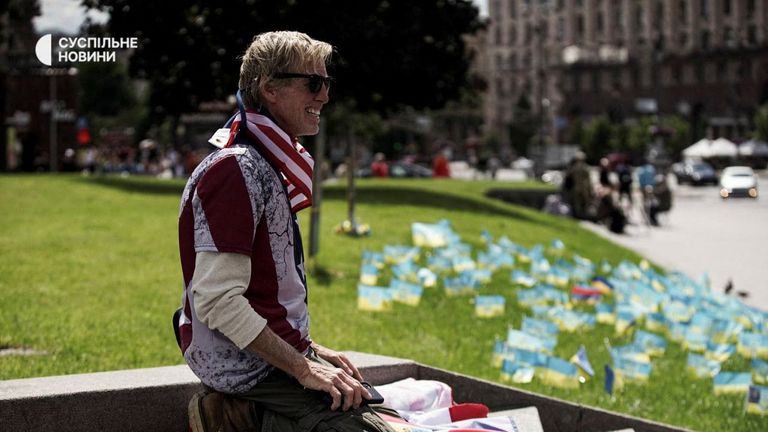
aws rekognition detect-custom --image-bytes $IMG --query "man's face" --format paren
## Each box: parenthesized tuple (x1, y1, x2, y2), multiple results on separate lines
(265, 64, 330, 137)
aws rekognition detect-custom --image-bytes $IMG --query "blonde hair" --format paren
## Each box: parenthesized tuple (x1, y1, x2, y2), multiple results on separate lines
(239, 31, 333, 109)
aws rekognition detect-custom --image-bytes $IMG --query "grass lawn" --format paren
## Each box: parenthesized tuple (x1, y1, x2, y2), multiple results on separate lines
(0, 174, 764, 431)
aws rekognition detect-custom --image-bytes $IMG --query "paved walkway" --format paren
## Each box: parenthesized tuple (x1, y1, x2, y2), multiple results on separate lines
(581, 174, 768, 312)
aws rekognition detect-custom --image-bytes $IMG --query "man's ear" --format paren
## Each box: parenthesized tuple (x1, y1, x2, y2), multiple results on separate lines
(260, 82, 279, 105)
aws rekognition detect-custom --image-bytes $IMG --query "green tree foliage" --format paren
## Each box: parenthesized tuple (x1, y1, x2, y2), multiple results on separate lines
(582, 115, 611, 162)
(78, 61, 136, 116)
(82, 0, 482, 124)
(508, 94, 535, 157)
(755, 103, 768, 142)
(662, 115, 691, 158)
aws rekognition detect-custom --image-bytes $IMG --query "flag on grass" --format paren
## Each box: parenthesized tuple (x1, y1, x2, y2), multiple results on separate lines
(475, 295, 505, 318)
(537, 356, 581, 389)
(686, 353, 722, 378)
(752, 359, 768, 385)
(570, 345, 595, 377)
(713, 372, 752, 395)
(746, 385, 768, 415)
(357, 284, 393, 312)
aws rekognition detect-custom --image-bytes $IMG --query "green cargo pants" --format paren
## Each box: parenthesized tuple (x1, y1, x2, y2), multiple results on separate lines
(235, 349, 397, 432)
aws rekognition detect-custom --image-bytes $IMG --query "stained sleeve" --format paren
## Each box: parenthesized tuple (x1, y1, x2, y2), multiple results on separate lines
(190, 251, 266, 349)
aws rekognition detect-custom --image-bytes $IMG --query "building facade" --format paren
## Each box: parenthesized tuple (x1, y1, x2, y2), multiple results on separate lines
(484, 0, 768, 157)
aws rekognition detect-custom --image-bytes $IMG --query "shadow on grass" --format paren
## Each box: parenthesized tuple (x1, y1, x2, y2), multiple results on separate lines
(323, 186, 539, 223)
(77, 176, 185, 195)
(307, 263, 334, 287)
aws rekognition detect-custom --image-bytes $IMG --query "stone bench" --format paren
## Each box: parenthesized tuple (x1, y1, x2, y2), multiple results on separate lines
(0, 352, 689, 432)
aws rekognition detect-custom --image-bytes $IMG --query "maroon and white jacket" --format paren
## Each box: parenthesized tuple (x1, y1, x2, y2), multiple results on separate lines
(177, 134, 310, 394)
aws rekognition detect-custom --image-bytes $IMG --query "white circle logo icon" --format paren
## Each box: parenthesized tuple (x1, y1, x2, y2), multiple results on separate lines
(35, 34, 52, 66)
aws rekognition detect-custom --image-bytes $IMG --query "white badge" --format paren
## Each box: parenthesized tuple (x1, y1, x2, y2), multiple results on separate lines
(208, 128, 231, 148)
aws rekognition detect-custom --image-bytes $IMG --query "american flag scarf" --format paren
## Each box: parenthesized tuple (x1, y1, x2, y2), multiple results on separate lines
(210, 110, 314, 213)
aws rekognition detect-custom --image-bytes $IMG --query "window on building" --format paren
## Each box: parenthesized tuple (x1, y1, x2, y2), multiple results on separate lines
(510, 0, 516, 18)
(655, 1, 664, 23)
(557, 17, 565, 41)
(495, 26, 503, 45)
(747, 26, 758, 45)
(540, 21, 549, 40)
(679, 32, 688, 49)
(491, 0, 500, 17)
(723, 0, 732, 15)
(576, 14, 584, 38)
(496, 78, 505, 95)
(510, 28, 517, 45)
(614, 7, 623, 32)
(738, 59, 751, 80)
(525, 23, 533, 43)
(509, 53, 517, 70)
(596, 12, 604, 36)
(695, 63, 705, 83)
(635, 5, 644, 31)
(723, 26, 735, 47)
(651, 67, 660, 88)
(700, 30, 711, 50)
(523, 0, 531, 13)
(592, 71, 600, 93)
(717, 60, 728, 81)
(700, 0, 709, 19)
(747, 0, 756, 14)
(672, 66, 682, 85)
(678, 1, 687, 23)
(611, 69, 621, 90)
(496, 54, 504, 69)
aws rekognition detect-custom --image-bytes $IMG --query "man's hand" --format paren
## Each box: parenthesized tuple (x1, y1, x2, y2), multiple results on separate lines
(244, 329, 371, 411)
(296, 359, 370, 411)
(310, 343, 363, 381)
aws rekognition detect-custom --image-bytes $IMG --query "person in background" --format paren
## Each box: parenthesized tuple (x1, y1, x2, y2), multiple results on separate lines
(432, 149, 451, 178)
(177, 31, 394, 432)
(370, 152, 389, 177)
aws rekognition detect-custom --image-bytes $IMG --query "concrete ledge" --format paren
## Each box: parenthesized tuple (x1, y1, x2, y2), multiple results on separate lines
(0, 352, 689, 432)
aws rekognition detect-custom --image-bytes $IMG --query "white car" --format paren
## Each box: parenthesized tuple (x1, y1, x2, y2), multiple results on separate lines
(719, 166, 758, 199)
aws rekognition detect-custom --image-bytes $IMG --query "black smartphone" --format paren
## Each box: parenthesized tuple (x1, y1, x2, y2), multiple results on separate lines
(321, 381, 385, 406)
(361, 381, 385, 405)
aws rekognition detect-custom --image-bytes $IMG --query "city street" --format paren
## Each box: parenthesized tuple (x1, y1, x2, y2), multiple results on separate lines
(582, 173, 768, 312)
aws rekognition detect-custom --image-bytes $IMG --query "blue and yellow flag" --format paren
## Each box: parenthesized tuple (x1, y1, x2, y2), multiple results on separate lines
(686, 353, 721, 378)
(746, 385, 768, 415)
(713, 372, 752, 395)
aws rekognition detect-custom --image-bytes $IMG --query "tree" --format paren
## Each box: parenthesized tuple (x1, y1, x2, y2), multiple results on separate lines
(755, 103, 768, 142)
(582, 115, 612, 162)
(508, 94, 535, 157)
(82, 0, 482, 125)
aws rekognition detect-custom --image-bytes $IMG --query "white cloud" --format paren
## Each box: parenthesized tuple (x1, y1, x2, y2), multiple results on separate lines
(473, 0, 488, 17)
(32, 0, 109, 35)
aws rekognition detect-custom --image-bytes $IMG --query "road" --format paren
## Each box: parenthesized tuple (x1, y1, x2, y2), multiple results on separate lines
(582, 173, 768, 312)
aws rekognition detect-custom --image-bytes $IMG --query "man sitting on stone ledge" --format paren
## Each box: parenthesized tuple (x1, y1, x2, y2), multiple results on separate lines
(176, 31, 394, 432)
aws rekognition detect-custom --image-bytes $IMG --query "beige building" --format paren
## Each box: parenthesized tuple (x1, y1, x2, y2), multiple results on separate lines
(484, 0, 768, 158)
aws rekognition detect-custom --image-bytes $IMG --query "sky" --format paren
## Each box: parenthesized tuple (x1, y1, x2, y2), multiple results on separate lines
(32, 0, 487, 35)
(33, 0, 109, 35)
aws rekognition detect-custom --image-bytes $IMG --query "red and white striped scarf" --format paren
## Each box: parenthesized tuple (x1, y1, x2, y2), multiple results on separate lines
(225, 112, 314, 213)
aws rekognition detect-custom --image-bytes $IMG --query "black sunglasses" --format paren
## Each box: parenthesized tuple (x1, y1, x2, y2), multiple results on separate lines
(273, 72, 333, 93)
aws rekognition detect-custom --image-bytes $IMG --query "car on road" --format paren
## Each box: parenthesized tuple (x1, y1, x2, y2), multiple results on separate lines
(672, 160, 718, 185)
(719, 166, 758, 199)
(358, 161, 432, 178)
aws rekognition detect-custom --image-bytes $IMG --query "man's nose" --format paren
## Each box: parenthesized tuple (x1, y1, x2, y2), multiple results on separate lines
(315, 84, 330, 103)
